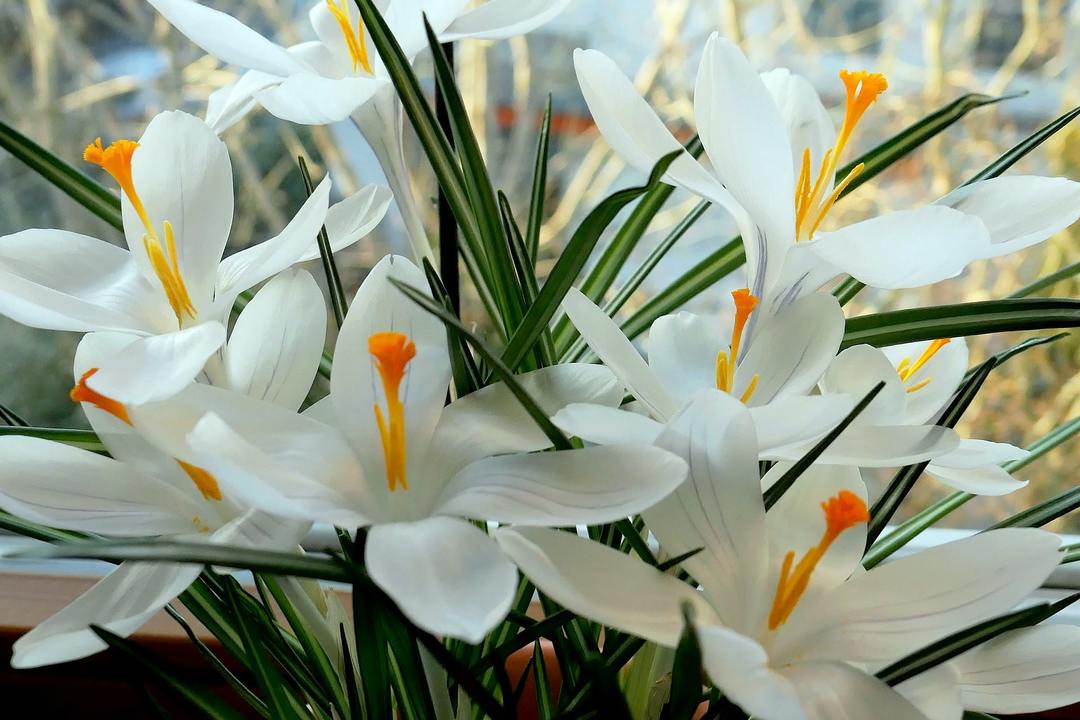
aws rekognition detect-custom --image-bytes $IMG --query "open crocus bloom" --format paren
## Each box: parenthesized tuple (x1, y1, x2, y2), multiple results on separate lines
(819, 337, 1028, 495)
(554, 285, 955, 466)
(0, 271, 327, 666)
(497, 391, 1063, 720)
(574, 34, 1080, 311)
(133, 255, 688, 642)
(0, 110, 388, 337)
(147, 0, 570, 263)
(898, 624, 1080, 720)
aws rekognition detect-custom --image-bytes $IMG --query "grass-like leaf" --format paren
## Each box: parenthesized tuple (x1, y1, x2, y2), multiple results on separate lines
(0, 425, 106, 453)
(1010, 260, 1080, 299)
(422, 258, 483, 395)
(662, 605, 704, 720)
(0, 401, 29, 427)
(526, 98, 554, 264)
(299, 156, 348, 329)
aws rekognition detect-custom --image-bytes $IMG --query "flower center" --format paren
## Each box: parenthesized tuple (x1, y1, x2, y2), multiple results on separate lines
(715, 288, 760, 403)
(896, 338, 950, 394)
(70, 368, 131, 425)
(767, 490, 869, 630)
(369, 331, 417, 492)
(84, 138, 196, 327)
(794, 70, 888, 242)
(326, 0, 373, 74)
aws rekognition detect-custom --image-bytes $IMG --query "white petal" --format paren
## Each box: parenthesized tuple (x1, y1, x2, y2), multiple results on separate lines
(954, 625, 1080, 715)
(552, 403, 665, 446)
(366, 517, 516, 643)
(896, 664, 964, 720)
(749, 394, 854, 454)
(777, 528, 1062, 664)
(882, 338, 969, 425)
(561, 287, 677, 419)
(697, 626, 804, 720)
(572, 49, 737, 208)
(11, 562, 202, 668)
(127, 111, 234, 312)
(296, 184, 393, 261)
(205, 70, 281, 133)
(820, 344, 908, 424)
(147, 0, 303, 76)
(214, 176, 331, 304)
(0, 436, 199, 535)
(737, 292, 844, 405)
(426, 363, 622, 474)
(434, 444, 686, 525)
(0, 230, 159, 333)
(770, 424, 960, 467)
(930, 438, 1028, 469)
(384, 0, 471, 58)
(938, 176, 1080, 258)
(330, 255, 450, 488)
(925, 439, 1028, 496)
(256, 73, 387, 125)
(224, 269, 326, 410)
(695, 34, 796, 295)
(442, 0, 571, 40)
(86, 322, 226, 405)
(760, 68, 835, 191)
(809, 206, 990, 289)
(783, 661, 927, 720)
(495, 526, 718, 647)
(643, 391, 768, 631)
(764, 242, 843, 315)
(646, 311, 724, 408)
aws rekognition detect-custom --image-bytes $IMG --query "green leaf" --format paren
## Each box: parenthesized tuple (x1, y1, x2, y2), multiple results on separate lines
(866, 358, 997, 545)
(662, 605, 703, 720)
(422, 258, 483, 395)
(1010, 260, 1080, 299)
(621, 91, 1010, 340)
(526, 97, 554, 264)
(10, 539, 354, 582)
(987, 483, 1080, 530)
(0, 118, 122, 229)
(0, 402, 29, 427)
(299, 156, 348, 329)
(338, 625, 362, 720)
(532, 641, 555, 720)
(762, 381, 886, 511)
(90, 625, 248, 720)
(500, 150, 682, 372)
(500, 191, 555, 368)
(841, 298, 1080, 349)
(0, 426, 106, 453)
(391, 278, 573, 450)
(414, 630, 510, 720)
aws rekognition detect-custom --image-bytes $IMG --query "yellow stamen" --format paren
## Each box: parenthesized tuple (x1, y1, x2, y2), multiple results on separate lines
(177, 460, 223, 502)
(739, 375, 760, 404)
(70, 368, 130, 425)
(898, 338, 950, 382)
(369, 332, 417, 492)
(794, 70, 887, 241)
(715, 289, 759, 401)
(768, 490, 869, 630)
(326, 0, 373, 74)
(191, 515, 211, 533)
(85, 138, 196, 326)
(906, 378, 932, 394)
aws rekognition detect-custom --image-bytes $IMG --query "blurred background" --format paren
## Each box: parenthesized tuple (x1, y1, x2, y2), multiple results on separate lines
(0, 0, 1076, 529)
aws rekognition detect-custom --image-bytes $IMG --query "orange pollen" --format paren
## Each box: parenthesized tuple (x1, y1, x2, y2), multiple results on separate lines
(767, 490, 868, 630)
(326, 0, 373, 74)
(716, 289, 760, 400)
(177, 460, 223, 502)
(794, 69, 888, 242)
(897, 338, 951, 391)
(369, 332, 416, 492)
(70, 368, 131, 425)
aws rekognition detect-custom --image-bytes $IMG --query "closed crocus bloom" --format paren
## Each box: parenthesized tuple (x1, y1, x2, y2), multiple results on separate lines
(129, 254, 689, 643)
(497, 391, 1063, 720)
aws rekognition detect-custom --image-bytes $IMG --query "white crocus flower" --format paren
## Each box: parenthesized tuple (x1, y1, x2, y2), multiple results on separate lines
(818, 337, 1028, 495)
(147, 0, 570, 264)
(497, 391, 1063, 720)
(553, 286, 957, 466)
(0, 269, 326, 667)
(898, 625, 1080, 720)
(574, 34, 1080, 311)
(132, 255, 688, 643)
(0, 110, 388, 339)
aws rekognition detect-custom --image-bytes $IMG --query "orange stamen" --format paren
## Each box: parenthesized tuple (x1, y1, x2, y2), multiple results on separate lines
(369, 332, 417, 492)
(70, 368, 130, 425)
(767, 490, 868, 630)
(715, 289, 760, 400)
(177, 460, 223, 502)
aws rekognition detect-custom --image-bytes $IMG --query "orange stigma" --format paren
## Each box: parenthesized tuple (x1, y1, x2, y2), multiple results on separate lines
(85, 137, 196, 326)
(767, 490, 868, 630)
(177, 460, 223, 502)
(794, 70, 888, 242)
(326, 0, 373, 74)
(70, 368, 130, 425)
(369, 332, 417, 492)
(896, 338, 951, 393)
(715, 289, 760, 402)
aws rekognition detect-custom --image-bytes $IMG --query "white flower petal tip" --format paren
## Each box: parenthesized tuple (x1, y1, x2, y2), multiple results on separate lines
(442, 0, 573, 41)
(297, 184, 393, 262)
